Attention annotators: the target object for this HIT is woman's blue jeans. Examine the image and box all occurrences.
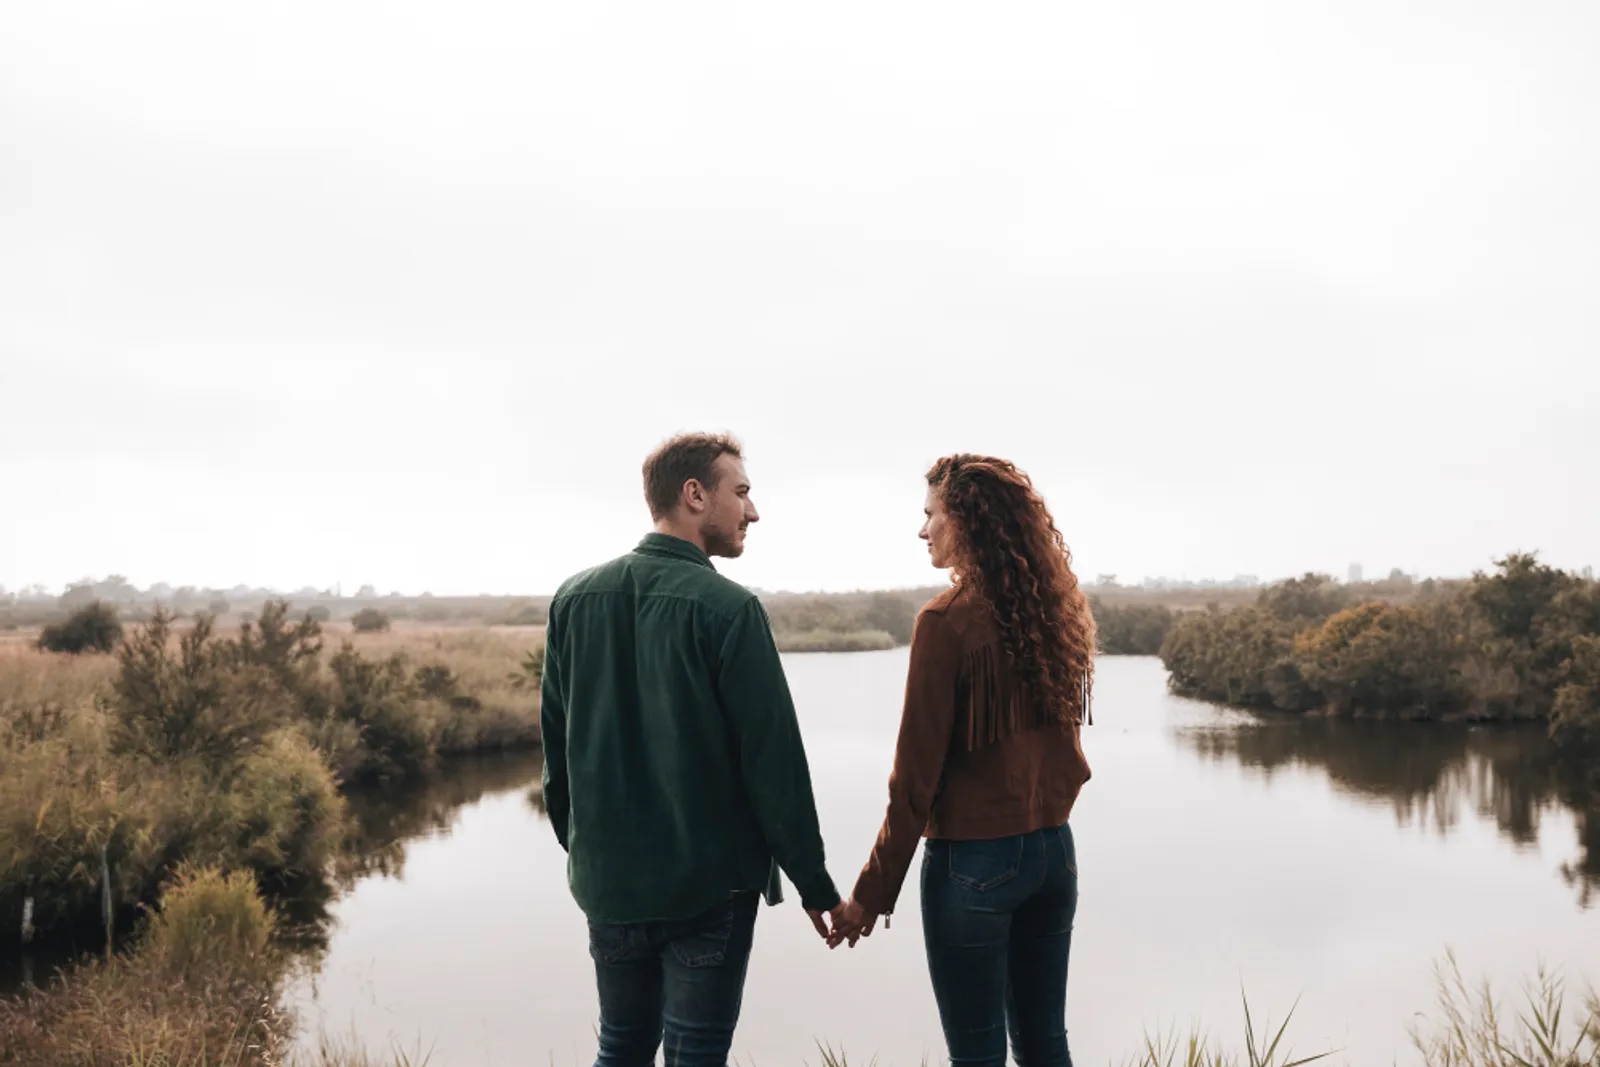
[920,821,1079,1067]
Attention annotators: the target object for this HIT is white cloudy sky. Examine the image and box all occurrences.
[2,1,1596,596]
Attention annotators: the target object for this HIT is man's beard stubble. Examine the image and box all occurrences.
[703,522,746,559]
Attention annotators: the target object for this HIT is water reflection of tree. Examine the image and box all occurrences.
[340,749,546,881]
[1554,758,1600,908]
[278,749,546,953]
[1177,718,1600,905]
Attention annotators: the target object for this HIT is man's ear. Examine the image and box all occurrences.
[681,478,708,515]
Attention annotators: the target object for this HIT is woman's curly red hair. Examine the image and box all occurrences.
[929,454,1095,726]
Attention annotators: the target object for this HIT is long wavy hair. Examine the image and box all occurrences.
[928,454,1095,726]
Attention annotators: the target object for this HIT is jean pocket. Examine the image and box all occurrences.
[946,835,1024,892]
[1055,822,1079,879]
[669,900,737,969]
[588,921,637,966]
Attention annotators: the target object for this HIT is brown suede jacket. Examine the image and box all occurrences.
[850,584,1092,916]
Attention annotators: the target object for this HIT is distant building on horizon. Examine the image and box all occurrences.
[1348,562,1364,584]
[1138,574,1264,591]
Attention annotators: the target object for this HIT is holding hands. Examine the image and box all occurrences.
[825,898,883,948]
[804,898,883,948]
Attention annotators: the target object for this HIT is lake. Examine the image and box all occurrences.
[286,653,1600,1066]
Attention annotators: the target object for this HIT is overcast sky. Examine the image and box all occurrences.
[2,1,1596,596]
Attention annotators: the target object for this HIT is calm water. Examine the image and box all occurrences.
[287,654,1600,1066]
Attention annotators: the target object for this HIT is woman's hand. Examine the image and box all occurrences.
[826,897,880,949]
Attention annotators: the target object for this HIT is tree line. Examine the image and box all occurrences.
[1157,554,1600,762]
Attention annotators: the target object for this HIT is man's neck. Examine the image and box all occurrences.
[653,519,710,556]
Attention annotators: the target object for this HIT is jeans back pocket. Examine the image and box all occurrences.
[946,835,1025,892]
[588,921,641,965]
[669,899,738,968]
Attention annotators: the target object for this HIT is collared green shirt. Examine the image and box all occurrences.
[541,533,840,924]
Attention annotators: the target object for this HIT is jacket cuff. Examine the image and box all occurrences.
[850,869,898,917]
[797,869,842,913]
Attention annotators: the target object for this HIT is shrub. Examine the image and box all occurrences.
[112,612,293,764]
[35,601,123,655]
[1257,573,1352,625]
[144,865,276,978]
[1093,599,1177,655]
[229,600,325,704]
[1161,606,1313,711]
[415,664,459,698]
[351,608,391,633]
[508,647,544,691]
[230,730,347,881]
[326,645,437,782]
[1551,635,1600,760]
[0,712,158,940]
[861,591,919,645]
[1293,603,1468,718]
[437,699,542,754]
[0,867,287,1066]
[208,597,231,615]
[306,604,332,623]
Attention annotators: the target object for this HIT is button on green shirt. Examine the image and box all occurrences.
[541,533,840,924]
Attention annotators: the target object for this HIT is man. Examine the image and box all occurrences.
[541,432,841,1067]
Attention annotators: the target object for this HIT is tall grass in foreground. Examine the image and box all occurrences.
[1120,992,1334,1067]
[0,865,436,1067]
[813,991,1334,1067]
[810,959,1600,1067]
[1410,951,1600,1067]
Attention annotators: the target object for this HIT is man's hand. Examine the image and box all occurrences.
[825,898,880,949]
[806,906,841,941]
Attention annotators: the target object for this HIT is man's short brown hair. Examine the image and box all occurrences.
[642,432,744,521]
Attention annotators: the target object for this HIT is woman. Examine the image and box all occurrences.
[831,454,1095,1067]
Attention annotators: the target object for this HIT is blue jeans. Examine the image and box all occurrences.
[587,892,760,1067]
[921,821,1079,1067]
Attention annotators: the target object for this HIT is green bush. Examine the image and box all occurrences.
[861,591,919,645]
[36,601,123,655]
[508,647,544,691]
[1162,606,1313,711]
[144,865,276,978]
[326,645,437,782]
[1093,599,1177,655]
[0,866,287,1067]
[112,612,294,764]
[1551,635,1600,761]
[415,664,458,698]
[351,608,391,633]
[1294,603,1469,718]
[230,730,347,881]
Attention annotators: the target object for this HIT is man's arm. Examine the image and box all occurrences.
[716,598,840,913]
[540,614,570,851]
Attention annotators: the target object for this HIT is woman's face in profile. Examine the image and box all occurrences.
[920,486,956,570]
